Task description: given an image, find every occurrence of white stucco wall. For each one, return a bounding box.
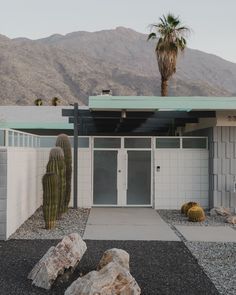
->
[6,148,49,238]
[154,149,209,209]
[77,149,92,207]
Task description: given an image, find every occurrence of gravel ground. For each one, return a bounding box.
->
[157,209,236,227]
[9,207,90,239]
[186,242,236,295]
[0,239,219,295]
[158,210,236,295]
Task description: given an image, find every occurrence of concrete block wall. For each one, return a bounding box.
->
[6,148,49,238]
[211,127,236,208]
[0,149,7,240]
[77,149,92,207]
[186,126,236,209]
[155,149,209,209]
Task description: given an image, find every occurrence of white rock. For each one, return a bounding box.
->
[28,233,87,289]
[210,207,231,216]
[64,262,141,295]
[226,215,236,224]
[97,248,130,271]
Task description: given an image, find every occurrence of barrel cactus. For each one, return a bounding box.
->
[46,147,66,217]
[42,172,59,229]
[183,201,199,216]
[56,134,72,212]
[187,205,206,222]
[181,203,188,214]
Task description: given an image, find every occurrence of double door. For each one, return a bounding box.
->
[93,149,151,206]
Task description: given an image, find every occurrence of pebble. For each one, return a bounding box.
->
[158,209,236,228]
[158,209,236,295]
[9,207,90,239]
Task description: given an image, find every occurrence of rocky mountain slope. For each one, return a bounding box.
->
[0,27,235,105]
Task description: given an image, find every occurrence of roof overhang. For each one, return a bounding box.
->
[89,96,236,111]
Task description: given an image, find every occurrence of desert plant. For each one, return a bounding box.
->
[187,205,206,222]
[56,134,72,212]
[181,203,188,214]
[148,13,190,96]
[42,172,59,229]
[183,202,199,216]
[46,147,66,217]
[52,97,60,106]
[34,98,43,106]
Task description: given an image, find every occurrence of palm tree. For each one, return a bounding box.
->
[52,97,60,106]
[34,98,43,106]
[148,13,189,96]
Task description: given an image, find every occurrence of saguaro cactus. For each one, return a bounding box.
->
[46,147,66,217]
[56,134,72,212]
[42,172,59,229]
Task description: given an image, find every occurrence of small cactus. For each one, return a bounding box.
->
[181,203,188,214]
[56,134,72,212]
[183,201,199,216]
[42,173,59,229]
[46,147,66,217]
[188,205,206,222]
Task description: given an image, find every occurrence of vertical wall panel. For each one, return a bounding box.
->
[211,127,236,208]
[0,149,7,240]
[154,149,209,209]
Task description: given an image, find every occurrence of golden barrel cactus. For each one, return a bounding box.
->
[182,202,199,216]
[187,205,206,222]
[181,203,187,214]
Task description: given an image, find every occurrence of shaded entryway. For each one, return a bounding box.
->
[83,208,180,240]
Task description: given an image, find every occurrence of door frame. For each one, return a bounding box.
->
[91,136,153,207]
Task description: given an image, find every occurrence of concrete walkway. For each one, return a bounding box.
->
[83,208,180,241]
[176,225,236,242]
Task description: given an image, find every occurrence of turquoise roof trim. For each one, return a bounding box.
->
[89,96,236,111]
[0,122,73,129]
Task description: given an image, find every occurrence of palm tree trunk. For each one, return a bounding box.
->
[161,79,168,96]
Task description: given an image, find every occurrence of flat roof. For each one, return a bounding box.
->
[89,96,236,111]
[0,106,76,129]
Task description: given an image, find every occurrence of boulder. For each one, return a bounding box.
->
[64,261,141,295]
[226,215,236,224]
[28,233,87,289]
[210,207,231,217]
[97,248,130,271]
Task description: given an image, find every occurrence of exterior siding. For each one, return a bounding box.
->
[154,149,209,209]
[186,127,236,209]
[0,149,7,240]
[212,127,236,209]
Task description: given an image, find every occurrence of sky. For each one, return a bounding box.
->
[0,0,236,63]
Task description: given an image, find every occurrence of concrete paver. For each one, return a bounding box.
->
[176,225,236,242]
[83,208,180,241]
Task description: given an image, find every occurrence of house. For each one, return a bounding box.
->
[0,96,236,240]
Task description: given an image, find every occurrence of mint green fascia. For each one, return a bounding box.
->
[0,122,73,129]
[89,96,236,111]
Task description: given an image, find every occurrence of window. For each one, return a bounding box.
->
[156,138,180,148]
[94,138,121,148]
[78,137,89,148]
[182,138,207,149]
[124,138,151,148]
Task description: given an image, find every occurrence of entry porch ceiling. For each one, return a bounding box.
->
[89,96,236,111]
[63,108,216,135]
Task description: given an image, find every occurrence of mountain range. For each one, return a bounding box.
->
[0,27,236,105]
